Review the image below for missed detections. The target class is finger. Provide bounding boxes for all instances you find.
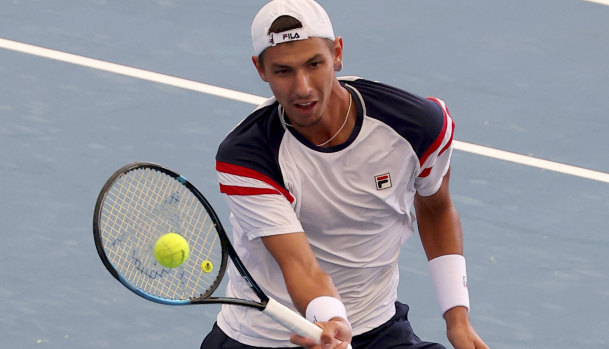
[338,340,350,349]
[290,333,319,348]
[475,337,490,349]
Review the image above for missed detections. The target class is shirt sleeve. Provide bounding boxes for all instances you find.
[217,166,303,240]
[414,98,455,196]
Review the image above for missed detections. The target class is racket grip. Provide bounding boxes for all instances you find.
[263,298,352,349]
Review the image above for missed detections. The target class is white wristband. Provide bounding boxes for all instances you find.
[305,296,350,328]
[428,254,470,316]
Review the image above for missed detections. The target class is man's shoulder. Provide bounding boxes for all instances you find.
[341,76,437,114]
[218,99,281,149]
[216,98,286,178]
[341,76,447,158]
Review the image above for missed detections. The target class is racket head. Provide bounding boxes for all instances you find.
[93,162,228,305]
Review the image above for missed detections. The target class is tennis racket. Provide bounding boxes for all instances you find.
[93,162,351,348]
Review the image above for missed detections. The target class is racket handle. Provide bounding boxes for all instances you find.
[263,298,352,349]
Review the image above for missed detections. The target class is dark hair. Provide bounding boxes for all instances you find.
[258,16,303,66]
[269,15,303,34]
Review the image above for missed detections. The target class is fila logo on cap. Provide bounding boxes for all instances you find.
[375,173,392,190]
[269,28,308,47]
[283,32,300,40]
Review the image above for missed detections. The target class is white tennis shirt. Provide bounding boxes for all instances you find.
[214,77,454,347]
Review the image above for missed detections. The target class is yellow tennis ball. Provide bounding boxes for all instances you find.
[201,260,214,273]
[154,233,190,268]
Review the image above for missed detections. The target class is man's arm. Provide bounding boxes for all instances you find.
[261,232,351,348]
[261,232,339,313]
[414,168,489,349]
[414,168,463,260]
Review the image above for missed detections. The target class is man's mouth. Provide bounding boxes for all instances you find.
[294,101,316,111]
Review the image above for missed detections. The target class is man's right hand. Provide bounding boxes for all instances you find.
[290,317,352,349]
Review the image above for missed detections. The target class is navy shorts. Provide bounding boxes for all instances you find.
[201,302,446,349]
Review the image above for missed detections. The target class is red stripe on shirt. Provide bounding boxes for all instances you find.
[418,167,432,178]
[216,161,294,203]
[219,184,282,197]
[419,97,454,166]
[439,120,455,157]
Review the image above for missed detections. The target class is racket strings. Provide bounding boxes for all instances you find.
[99,167,224,300]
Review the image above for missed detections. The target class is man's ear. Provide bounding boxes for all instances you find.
[252,56,269,82]
[333,36,344,72]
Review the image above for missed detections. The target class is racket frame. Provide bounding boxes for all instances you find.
[93,162,267,309]
[93,162,344,347]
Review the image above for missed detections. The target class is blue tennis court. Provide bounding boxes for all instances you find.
[1,1,608,348]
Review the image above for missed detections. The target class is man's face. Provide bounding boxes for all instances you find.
[253,37,342,128]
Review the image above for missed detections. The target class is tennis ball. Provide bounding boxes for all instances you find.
[201,260,214,273]
[154,233,190,268]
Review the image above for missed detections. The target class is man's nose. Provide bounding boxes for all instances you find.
[293,70,312,97]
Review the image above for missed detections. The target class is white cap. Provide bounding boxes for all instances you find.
[251,0,335,56]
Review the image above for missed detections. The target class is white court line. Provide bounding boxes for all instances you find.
[584,0,609,6]
[454,141,609,183]
[2,37,608,184]
[0,38,266,106]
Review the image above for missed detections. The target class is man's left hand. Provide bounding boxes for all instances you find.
[444,307,489,349]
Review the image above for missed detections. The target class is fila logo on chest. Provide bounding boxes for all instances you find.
[374,173,392,190]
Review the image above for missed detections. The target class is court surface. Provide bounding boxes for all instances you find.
[1,1,608,348]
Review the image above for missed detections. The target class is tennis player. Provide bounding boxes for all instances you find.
[202,0,489,348]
